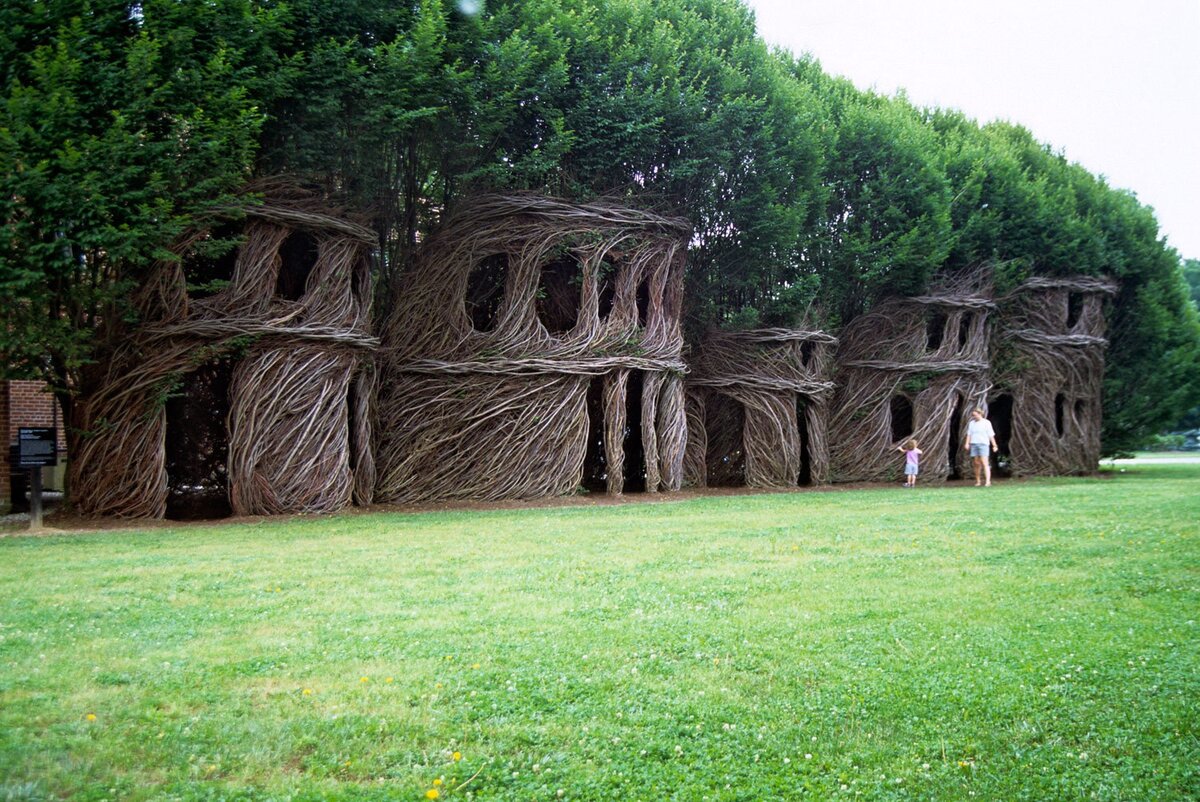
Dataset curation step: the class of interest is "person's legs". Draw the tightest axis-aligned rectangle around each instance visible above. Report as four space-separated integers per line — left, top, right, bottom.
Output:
983 455 992 486
972 456 982 485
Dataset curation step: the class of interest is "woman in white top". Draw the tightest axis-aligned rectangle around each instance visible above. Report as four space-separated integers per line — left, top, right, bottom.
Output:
963 407 998 487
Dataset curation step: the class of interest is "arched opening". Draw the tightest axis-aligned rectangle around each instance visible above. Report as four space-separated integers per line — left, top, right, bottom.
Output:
1055 393 1066 437
597 260 617 320
581 376 608 492
800 340 817 370
889 394 914 443
351 254 372 307
796 397 812 486
536 256 581 335
1074 398 1087 432
1066 293 1083 329
465 254 507 332
165 358 233 520
957 313 972 351
947 394 965 479
926 309 947 351
276 231 320 301
989 394 1014 477
636 278 652 328
705 393 746 487
182 223 242 300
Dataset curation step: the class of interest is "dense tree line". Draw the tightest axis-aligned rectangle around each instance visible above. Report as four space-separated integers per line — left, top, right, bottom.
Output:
3 0 1198 454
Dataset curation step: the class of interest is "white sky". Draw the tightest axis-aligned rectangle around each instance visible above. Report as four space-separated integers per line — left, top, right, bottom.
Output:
742 0 1200 260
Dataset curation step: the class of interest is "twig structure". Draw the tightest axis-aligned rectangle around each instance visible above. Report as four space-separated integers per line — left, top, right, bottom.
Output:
990 276 1117 475
65 182 1119 518
70 181 377 518
373 195 690 503
828 271 995 483
684 328 838 488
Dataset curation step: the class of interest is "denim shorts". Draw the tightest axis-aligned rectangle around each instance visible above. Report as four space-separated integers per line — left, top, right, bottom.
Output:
904 464 919 476
969 443 989 457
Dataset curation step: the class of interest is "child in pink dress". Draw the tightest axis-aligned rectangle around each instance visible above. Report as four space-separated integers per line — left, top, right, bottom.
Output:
898 439 923 487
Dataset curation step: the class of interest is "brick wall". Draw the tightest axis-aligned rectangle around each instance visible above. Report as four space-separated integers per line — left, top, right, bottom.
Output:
6 380 63 444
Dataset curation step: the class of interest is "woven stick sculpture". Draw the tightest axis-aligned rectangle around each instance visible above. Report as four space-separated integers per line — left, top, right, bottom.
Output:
991 276 1117 475
829 270 995 483
70 182 377 518
684 328 838 488
374 195 690 503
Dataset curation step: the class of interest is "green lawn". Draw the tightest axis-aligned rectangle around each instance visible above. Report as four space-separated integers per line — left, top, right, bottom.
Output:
1 467 1198 801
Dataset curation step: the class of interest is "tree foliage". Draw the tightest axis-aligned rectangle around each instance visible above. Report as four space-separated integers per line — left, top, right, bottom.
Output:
3 0 1198 454
1 0 265 415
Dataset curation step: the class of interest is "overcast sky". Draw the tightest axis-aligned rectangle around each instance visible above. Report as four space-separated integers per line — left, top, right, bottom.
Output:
742 0 1200 260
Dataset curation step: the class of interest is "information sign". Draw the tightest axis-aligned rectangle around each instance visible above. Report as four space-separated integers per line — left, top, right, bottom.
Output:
17 427 58 468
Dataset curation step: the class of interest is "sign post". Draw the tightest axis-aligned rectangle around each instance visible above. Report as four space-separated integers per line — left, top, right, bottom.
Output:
18 428 57 530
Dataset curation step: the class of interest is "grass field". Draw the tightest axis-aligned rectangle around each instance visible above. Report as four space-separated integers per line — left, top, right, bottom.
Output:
1 466 1198 801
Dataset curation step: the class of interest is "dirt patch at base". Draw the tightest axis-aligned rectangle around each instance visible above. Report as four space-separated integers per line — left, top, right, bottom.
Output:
0 477 1025 537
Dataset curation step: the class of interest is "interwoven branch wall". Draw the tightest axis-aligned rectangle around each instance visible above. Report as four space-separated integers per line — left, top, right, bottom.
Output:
374 195 690 503
829 276 995 483
991 276 1116 475
684 328 837 488
70 184 377 518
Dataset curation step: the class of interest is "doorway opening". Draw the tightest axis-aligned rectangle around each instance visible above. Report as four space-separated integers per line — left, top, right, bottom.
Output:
581 376 608 492
705 393 746 487
796 397 812 486
165 359 233 519
989 394 1014 477
622 371 647 492
947 394 965 479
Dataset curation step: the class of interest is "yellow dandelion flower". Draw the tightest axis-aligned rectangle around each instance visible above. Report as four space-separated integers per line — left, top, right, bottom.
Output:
433 778 443 786
360 676 369 683
472 663 481 670
385 676 394 683
85 713 97 721
425 789 440 800
452 751 462 761
435 682 443 689
302 688 313 696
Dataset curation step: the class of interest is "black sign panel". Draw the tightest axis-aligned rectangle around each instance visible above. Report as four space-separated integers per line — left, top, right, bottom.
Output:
18 427 58 468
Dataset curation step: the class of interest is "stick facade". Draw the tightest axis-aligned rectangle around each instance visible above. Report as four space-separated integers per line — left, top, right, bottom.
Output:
70 183 377 518
684 328 838 488
374 195 690 503
990 277 1117 476
829 274 996 483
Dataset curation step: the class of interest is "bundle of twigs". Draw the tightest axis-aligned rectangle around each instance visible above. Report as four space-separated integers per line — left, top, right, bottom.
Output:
70 186 377 518
374 194 690 503
993 276 1116 475
829 270 996 483
684 328 838 488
